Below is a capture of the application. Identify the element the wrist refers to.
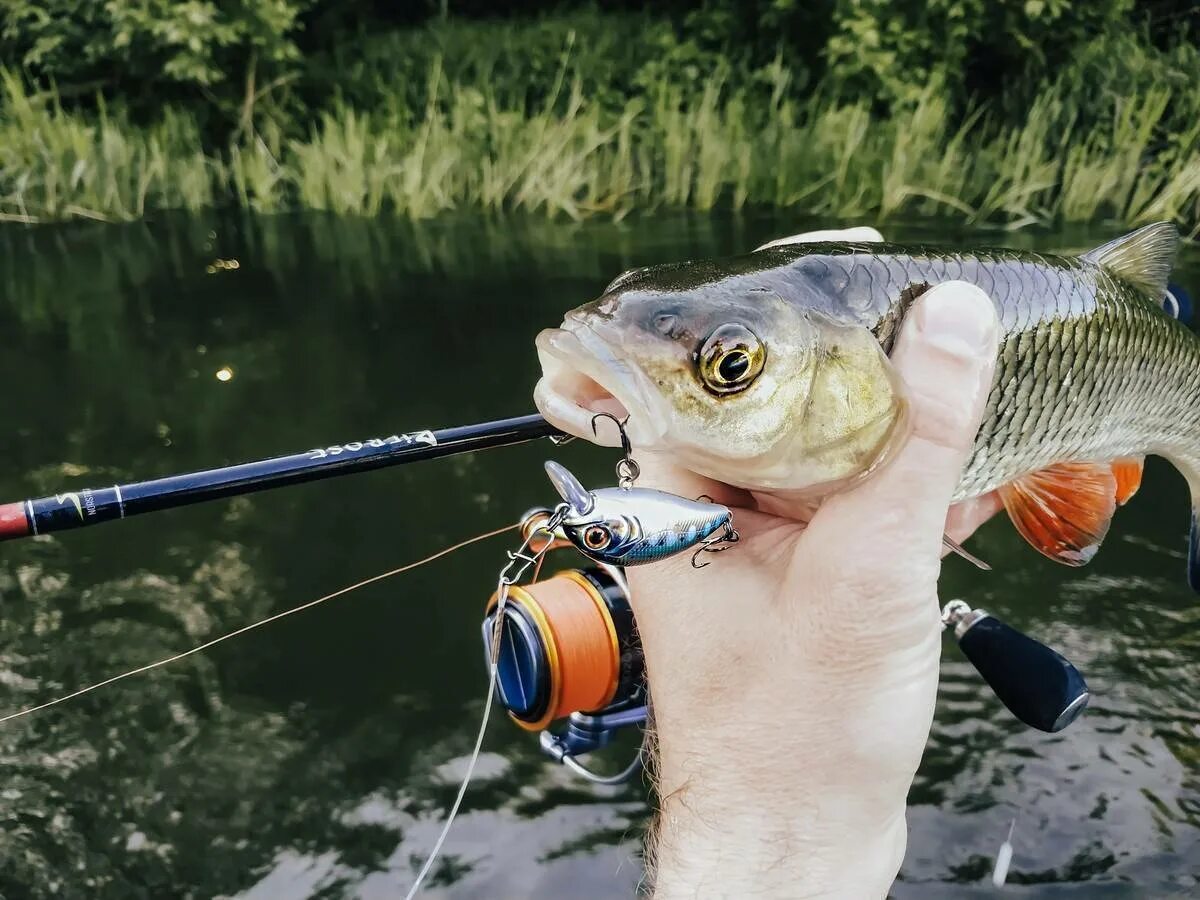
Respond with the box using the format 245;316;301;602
644;694;923;899
649;778;908;899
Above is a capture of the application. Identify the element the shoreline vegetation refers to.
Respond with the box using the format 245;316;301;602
1;10;1197;233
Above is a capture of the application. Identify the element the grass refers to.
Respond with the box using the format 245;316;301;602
0;21;1197;233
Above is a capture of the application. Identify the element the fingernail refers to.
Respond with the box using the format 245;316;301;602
915;284;998;359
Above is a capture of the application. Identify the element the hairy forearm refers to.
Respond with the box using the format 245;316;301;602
644;747;908;899
636;631;938;898
637;646;935;900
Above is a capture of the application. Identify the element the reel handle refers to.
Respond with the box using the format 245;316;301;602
947;604;1090;733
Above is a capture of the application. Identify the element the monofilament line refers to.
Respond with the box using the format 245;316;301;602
0;522;518;725
405;518;558;897
403;595;504;899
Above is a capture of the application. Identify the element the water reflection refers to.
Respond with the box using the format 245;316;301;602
0;212;1196;896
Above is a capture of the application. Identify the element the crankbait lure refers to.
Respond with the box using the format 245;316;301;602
545;460;738;567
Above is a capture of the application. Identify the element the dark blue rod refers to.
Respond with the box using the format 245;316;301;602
0;414;561;541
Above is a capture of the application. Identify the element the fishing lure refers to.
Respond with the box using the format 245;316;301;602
546;460;738;567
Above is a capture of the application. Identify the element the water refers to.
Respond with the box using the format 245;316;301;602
0;212;1196;898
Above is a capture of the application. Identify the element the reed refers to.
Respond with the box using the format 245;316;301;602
0;23;1196;233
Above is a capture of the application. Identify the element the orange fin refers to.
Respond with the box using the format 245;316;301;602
998;462;1117;567
1112;456;1144;506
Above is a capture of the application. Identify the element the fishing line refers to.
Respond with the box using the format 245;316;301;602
405;512;564;898
404;577;507;900
0;522;519;725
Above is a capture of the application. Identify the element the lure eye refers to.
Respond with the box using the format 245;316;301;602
697;324;765;394
582;525;612;551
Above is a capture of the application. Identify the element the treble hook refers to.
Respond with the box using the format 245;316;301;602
691;523;740;568
591;412;640;488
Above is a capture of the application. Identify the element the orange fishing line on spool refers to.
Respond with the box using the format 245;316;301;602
553;570;621;716
491;571;621;731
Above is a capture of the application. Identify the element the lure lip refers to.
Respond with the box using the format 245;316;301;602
544;460;595;515
534;321;666;449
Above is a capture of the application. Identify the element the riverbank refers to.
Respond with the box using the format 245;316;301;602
1;14;1197;232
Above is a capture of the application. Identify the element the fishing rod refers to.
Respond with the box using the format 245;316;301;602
0;413;562;541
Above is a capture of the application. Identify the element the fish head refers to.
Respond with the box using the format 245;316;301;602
535;254;908;494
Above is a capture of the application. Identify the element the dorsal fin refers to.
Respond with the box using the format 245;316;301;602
754;226;883;251
998;462;1117;566
1082;222;1178;298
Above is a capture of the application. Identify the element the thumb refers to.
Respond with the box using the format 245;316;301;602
810;281;1000;563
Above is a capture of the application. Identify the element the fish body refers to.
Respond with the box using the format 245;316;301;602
536;223;1200;576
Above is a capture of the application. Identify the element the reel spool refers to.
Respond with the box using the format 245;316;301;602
482;565;643;732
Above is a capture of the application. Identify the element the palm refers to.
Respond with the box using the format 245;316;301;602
625;440;999;797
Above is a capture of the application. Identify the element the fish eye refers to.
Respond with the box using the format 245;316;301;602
697;324;765;394
582;525;612;551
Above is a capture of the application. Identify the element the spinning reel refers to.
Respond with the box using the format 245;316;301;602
481;510;648;784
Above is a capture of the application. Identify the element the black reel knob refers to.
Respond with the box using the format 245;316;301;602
944;601;1090;733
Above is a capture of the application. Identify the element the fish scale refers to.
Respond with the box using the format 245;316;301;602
768;245;1200;500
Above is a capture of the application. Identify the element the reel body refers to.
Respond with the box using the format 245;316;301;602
482;565;644;732
482;551;647;779
477;470;736;782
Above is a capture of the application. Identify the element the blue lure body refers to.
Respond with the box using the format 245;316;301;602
543;461;733;566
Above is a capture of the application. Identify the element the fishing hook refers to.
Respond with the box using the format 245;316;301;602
591;412;640;489
691;521;740;568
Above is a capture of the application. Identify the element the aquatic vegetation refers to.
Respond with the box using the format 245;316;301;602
0;18;1197;232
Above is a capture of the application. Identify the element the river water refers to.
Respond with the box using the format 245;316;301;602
0;212;1196;898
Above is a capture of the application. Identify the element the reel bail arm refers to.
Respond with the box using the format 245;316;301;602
538;705;649;785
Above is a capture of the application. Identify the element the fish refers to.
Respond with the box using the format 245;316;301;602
544;461;735;566
534;222;1200;583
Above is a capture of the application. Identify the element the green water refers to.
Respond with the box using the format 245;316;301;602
0;212;1197;898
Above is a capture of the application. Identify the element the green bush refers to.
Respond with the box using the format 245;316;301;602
305;11;664;118
1;0;310;102
821;0;1139;107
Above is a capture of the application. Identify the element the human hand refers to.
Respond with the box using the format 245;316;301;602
625;230;1001;898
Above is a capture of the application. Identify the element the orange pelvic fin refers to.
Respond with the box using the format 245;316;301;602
999;461;1117;566
1111;457;1145;506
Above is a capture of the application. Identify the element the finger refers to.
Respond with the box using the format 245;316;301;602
808;282;1000;569
943;491;1002;551
631;450;753;510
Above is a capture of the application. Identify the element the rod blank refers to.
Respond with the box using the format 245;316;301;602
0;413;561;541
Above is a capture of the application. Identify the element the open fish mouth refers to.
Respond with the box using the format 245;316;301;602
534;320;665;448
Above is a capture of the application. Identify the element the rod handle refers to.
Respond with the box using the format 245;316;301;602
956;612;1089;733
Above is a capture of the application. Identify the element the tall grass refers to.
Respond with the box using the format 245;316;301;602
0;71;214;223
1;25;1197;232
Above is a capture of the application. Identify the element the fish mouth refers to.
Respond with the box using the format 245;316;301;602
534;319;666;448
